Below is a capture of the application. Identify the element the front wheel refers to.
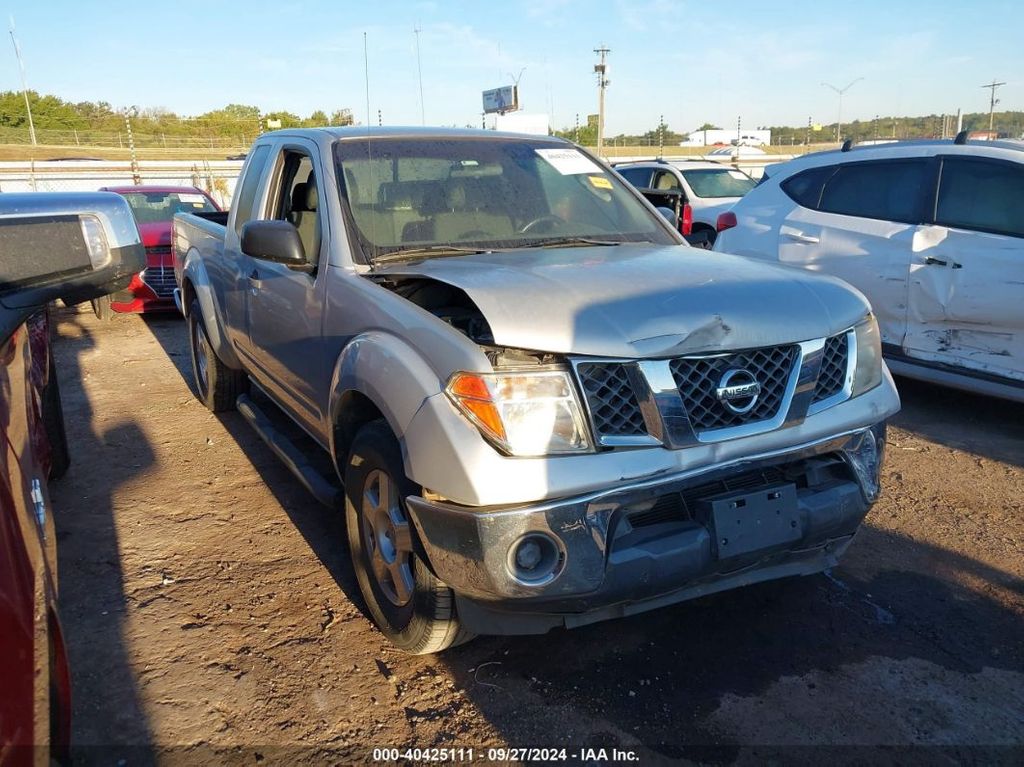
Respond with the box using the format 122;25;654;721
344;420;472;654
188;299;247;412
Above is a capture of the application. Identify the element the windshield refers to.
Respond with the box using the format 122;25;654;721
120;191;218;224
334;137;677;262
679;168;757;198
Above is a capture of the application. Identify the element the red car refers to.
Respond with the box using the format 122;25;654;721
1;192;144;764
93;186;221;318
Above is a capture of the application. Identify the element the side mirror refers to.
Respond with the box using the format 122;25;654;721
240;220;310;271
655;206;678;228
0;192;145;311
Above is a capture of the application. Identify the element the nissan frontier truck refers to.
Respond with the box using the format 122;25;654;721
173;127;899;653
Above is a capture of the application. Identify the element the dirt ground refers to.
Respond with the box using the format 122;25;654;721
48;304;1023;764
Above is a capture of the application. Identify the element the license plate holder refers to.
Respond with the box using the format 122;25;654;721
696;482;802;560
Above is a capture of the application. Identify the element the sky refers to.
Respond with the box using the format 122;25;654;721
3;0;1022;135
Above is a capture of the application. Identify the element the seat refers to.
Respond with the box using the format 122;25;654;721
288;172;320;263
430;178;515;241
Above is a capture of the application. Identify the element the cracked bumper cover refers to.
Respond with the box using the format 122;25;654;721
405;423;887;635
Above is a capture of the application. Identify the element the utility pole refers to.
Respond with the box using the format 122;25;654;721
8;17;37;146
821;78;863;143
574;113;580;144
594;45;610;155
413;25;425;125
658;114;665;157
981;79;1005;133
123;108;140;185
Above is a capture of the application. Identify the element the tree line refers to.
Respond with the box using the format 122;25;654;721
0;91;354;138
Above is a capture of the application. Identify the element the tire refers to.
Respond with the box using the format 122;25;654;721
90;294;113;321
344;420;473;654
42;348;70;481
188;299;247;412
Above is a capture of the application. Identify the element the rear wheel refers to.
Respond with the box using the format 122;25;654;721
188;299;247;412
90;294;112;321
344;420;473;654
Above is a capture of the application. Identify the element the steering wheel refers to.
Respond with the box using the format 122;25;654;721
519;214;567;234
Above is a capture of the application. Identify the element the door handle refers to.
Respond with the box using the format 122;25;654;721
784;232;820;244
924;256;962;269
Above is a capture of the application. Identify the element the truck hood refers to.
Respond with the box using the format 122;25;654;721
375;244;871;358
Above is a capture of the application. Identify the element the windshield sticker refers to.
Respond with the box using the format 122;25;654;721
727;170;748;180
535;148;603;175
177;193;206;204
587;175;612;190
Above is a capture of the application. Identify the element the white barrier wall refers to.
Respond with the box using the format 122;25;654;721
0;160;245;209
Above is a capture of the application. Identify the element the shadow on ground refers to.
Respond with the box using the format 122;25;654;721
49;306;157;763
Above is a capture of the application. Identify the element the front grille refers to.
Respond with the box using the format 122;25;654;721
141;265;176;298
577;363;646;436
812;333;849;403
670;345;797;431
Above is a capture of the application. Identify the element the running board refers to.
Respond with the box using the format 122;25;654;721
236;394;342;508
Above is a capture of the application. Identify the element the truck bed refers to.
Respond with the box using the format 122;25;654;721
173;211;227;294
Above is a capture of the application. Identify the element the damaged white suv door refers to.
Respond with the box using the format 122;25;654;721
904;155;1024;382
715;139;1024;401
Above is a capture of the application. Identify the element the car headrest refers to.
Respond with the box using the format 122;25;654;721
304;171;318;212
291;182;308;212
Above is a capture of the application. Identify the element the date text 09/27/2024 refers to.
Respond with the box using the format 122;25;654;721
371;747;640;762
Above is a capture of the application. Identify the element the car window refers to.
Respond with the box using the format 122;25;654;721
267;150;322;266
780;165;833;208
818;159;928;223
335;139;676;261
617;167;653;188
232;144;272;233
120;191;217;224
936;157;1024;238
652;170;683;192
680;168;756;198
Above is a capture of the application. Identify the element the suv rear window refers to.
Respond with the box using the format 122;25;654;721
780;165;833;208
680;168;756;198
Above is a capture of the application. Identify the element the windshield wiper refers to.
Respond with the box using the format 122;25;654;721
371;245;491;265
529;236;626;248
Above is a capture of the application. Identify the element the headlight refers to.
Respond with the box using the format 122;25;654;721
446;370;593;456
851;314;883;397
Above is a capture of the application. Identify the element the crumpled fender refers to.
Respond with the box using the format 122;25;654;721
181;249;242;369
327;331;444;465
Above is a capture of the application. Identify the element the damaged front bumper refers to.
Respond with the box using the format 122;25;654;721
405;423;886;635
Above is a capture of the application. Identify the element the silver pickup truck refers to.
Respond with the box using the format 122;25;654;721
173;127;899;654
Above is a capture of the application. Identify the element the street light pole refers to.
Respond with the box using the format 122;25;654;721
8;17;37;146
821;78;863;143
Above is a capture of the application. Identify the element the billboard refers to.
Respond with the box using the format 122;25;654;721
482;86;518;115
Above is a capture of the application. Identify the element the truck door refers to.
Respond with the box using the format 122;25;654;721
777;158;929;349
903;155;1024;382
244;143;328;434
220;144;273;354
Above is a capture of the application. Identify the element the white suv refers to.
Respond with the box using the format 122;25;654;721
615;160;756;246
714;138;1024;402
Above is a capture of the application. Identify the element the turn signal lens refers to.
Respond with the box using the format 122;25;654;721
445;370;593;456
